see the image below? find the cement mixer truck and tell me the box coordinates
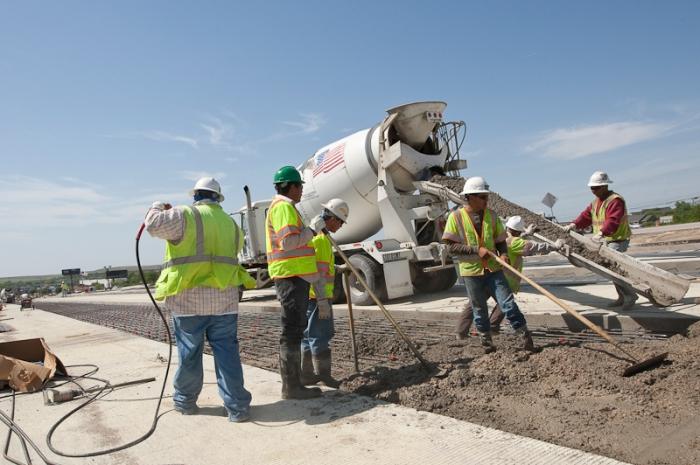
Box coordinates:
[235,101,467,305]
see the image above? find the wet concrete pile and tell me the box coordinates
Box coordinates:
[338,322,700,465]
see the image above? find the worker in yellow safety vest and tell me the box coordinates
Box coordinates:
[455,216,566,338]
[442,176,535,353]
[266,165,328,399]
[300,198,350,389]
[146,177,255,422]
[564,171,637,309]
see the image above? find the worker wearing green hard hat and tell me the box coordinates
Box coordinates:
[273,165,304,185]
[266,164,328,400]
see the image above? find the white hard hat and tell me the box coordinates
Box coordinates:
[321,198,350,222]
[505,215,525,232]
[587,171,612,187]
[461,176,490,195]
[190,177,224,201]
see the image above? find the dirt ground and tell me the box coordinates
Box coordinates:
[335,322,700,465]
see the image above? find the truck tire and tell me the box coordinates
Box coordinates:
[347,254,386,305]
[411,263,458,294]
[332,272,345,304]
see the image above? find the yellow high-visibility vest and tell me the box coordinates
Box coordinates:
[265,197,319,279]
[591,193,631,242]
[443,208,504,276]
[309,233,334,299]
[155,203,255,301]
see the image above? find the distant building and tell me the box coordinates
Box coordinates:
[659,215,673,225]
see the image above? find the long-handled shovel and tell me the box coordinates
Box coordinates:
[342,270,360,373]
[324,233,430,370]
[486,250,667,377]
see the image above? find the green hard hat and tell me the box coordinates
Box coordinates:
[273,165,304,184]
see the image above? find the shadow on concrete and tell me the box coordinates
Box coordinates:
[249,390,378,426]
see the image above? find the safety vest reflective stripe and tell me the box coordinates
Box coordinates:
[309,234,334,299]
[270,225,303,242]
[265,197,319,279]
[162,206,240,268]
[316,261,332,278]
[155,203,251,300]
[591,193,631,242]
[453,208,501,276]
[266,247,316,261]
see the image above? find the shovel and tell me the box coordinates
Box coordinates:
[486,250,667,376]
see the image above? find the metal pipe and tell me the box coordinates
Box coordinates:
[243,186,260,260]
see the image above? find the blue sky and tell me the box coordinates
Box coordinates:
[1,1,699,277]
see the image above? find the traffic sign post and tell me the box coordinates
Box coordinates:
[61,268,81,292]
[541,192,558,221]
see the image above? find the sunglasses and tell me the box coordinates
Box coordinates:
[590,185,605,191]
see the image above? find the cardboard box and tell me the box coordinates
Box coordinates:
[0,338,67,392]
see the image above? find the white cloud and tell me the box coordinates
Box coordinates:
[0,176,189,231]
[281,113,325,135]
[525,121,672,159]
[138,131,199,149]
[178,171,228,182]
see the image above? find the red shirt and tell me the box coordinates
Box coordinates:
[573,192,626,236]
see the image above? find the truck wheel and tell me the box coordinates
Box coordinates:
[411,264,457,294]
[332,272,345,304]
[347,254,386,305]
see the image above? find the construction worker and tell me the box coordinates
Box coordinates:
[266,165,327,399]
[456,216,566,337]
[146,177,255,422]
[564,171,637,309]
[442,176,534,353]
[300,198,350,389]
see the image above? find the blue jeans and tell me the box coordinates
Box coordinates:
[172,314,251,419]
[463,270,527,333]
[301,300,335,354]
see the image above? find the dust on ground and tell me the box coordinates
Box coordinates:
[334,321,700,465]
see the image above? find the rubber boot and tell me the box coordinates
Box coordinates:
[515,326,535,352]
[456,303,473,340]
[312,350,340,388]
[300,349,320,385]
[279,345,322,400]
[621,292,638,311]
[607,285,626,307]
[479,332,496,354]
[489,304,504,333]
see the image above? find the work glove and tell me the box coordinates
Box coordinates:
[522,224,536,237]
[562,223,577,232]
[309,214,327,234]
[591,231,605,243]
[151,201,172,210]
[317,298,332,319]
[446,242,476,256]
[335,264,348,273]
[552,239,566,250]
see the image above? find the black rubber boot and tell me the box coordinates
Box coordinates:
[280,345,322,400]
[479,332,496,354]
[515,327,536,352]
[312,350,340,388]
[300,349,320,385]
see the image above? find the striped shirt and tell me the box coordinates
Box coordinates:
[145,199,240,316]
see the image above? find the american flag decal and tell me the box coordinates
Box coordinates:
[312,143,346,177]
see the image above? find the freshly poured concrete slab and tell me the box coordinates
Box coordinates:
[0,305,629,465]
